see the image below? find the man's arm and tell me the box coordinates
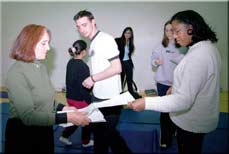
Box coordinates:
[82,58,122,89]
[92,58,121,81]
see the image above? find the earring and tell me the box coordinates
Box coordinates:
[187,29,193,35]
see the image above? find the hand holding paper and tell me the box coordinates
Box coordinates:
[58,104,106,127]
[68,110,90,126]
[59,92,135,127]
[79,104,106,123]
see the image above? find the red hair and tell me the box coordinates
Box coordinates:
[10,24,50,62]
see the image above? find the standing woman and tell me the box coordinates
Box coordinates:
[4,24,90,153]
[115,27,137,97]
[59,40,94,147]
[128,10,221,154]
[151,21,184,149]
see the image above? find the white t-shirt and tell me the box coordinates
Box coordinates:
[89,31,121,99]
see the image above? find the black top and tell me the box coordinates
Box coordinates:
[66,59,91,104]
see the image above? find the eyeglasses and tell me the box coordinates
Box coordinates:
[172,24,190,35]
[173,28,187,35]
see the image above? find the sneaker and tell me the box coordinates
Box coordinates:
[160,144,167,150]
[82,140,94,148]
[59,136,72,146]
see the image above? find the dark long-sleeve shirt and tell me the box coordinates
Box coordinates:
[66,59,91,104]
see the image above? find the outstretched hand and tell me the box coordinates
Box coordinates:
[127,98,145,112]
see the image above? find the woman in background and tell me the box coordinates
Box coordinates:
[115,27,140,98]
[59,40,93,147]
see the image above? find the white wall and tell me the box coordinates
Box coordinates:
[0,2,2,87]
[1,1,228,91]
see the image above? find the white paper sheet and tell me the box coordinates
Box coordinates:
[93,91,135,108]
[79,104,106,123]
[59,91,135,127]
[58,104,106,127]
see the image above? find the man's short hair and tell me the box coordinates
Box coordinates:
[73,10,94,21]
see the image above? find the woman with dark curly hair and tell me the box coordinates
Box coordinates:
[129,10,221,154]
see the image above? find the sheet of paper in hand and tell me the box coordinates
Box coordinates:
[79,103,106,123]
[58,104,106,127]
[93,91,135,108]
[58,91,135,127]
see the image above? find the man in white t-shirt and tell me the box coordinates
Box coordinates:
[89,31,122,99]
[73,10,132,154]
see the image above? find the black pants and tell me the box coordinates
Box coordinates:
[91,96,132,154]
[121,60,134,93]
[157,82,176,146]
[62,124,92,144]
[4,118,54,154]
[176,125,205,154]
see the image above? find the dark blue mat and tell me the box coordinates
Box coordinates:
[0,103,10,114]
[1,103,229,154]
[217,112,229,129]
[203,128,229,153]
[120,109,229,129]
[118,122,160,153]
[119,109,160,124]
[0,91,8,98]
